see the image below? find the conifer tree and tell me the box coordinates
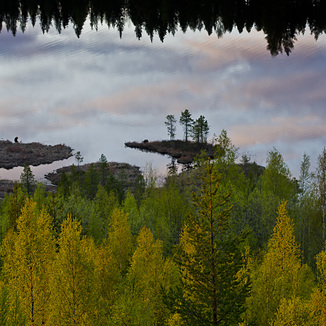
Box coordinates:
[179,109,193,142]
[99,153,110,186]
[20,163,36,197]
[57,170,71,199]
[165,114,177,140]
[113,227,179,325]
[272,296,311,326]
[245,201,314,325]
[314,147,326,249]
[94,241,122,320]
[107,208,133,275]
[48,217,100,325]
[123,191,144,235]
[309,242,326,324]
[1,199,55,325]
[0,182,25,237]
[175,160,249,325]
[84,163,100,199]
[192,115,209,143]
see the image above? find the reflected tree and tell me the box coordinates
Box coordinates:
[0,0,325,56]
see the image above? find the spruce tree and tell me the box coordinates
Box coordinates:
[19,163,36,197]
[175,160,249,325]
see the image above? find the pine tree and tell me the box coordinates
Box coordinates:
[165,115,177,140]
[175,160,249,325]
[179,109,193,142]
[192,115,209,143]
[1,199,55,325]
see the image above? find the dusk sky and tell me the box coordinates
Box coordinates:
[0,19,325,180]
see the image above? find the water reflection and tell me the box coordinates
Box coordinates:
[0,157,75,182]
[0,15,325,180]
[1,0,326,55]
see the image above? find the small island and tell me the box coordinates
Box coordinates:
[45,161,141,187]
[125,140,216,164]
[0,140,73,169]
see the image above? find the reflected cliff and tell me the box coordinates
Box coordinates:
[1,0,326,56]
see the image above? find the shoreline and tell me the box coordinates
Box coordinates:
[0,140,73,169]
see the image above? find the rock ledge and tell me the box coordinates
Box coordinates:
[0,140,73,169]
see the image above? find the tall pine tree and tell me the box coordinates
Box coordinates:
[175,160,249,325]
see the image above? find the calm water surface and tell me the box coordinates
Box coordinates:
[0,19,325,180]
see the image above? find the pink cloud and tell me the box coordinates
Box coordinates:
[230,115,326,147]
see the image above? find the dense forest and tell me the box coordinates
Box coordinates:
[0,130,326,325]
[1,0,326,55]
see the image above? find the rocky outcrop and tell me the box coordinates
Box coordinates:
[125,140,216,164]
[0,140,73,169]
[45,161,142,188]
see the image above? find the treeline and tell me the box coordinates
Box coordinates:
[1,0,326,55]
[0,130,326,324]
[165,109,209,143]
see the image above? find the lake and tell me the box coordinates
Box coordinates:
[0,1,325,181]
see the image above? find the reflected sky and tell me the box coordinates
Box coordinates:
[0,19,325,180]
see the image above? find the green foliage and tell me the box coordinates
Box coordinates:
[191,115,209,143]
[107,208,133,276]
[48,217,100,325]
[113,227,179,325]
[271,296,312,326]
[1,199,56,324]
[139,181,188,255]
[19,163,36,197]
[246,188,280,249]
[123,191,144,235]
[261,147,294,200]
[74,150,84,167]
[313,147,326,249]
[0,182,25,239]
[84,163,100,199]
[175,160,249,325]
[0,130,326,325]
[179,109,193,142]
[214,129,239,165]
[57,170,70,199]
[165,114,177,140]
[245,201,314,325]
[213,129,247,192]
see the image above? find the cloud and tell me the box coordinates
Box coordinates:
[230,114,326,147]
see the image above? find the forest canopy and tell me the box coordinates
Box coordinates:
[0,132,326,325]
